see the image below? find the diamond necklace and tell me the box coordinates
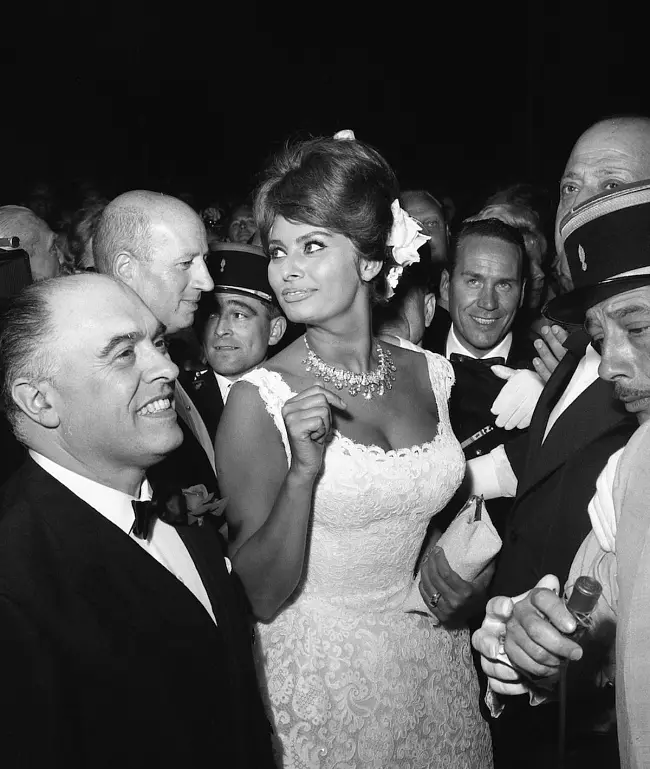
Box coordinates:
[302,337,397,399]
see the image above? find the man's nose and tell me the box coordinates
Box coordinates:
[598,335,632,383]
[214,316,233,336]
[477,286,497,310]
[193,258,214,291]
[147,345,179,383]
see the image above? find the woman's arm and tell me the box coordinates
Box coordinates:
[216,381,346,620]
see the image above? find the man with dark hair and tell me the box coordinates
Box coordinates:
[401,189,449,265]
[468,116,649,769]
[184,242,286,442]
[425,219,538,487]
[475,180,650,769]
[0,274,274,768]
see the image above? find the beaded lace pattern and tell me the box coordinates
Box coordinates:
[239,350,492,769]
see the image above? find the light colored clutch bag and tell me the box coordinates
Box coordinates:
[403,495,502,623]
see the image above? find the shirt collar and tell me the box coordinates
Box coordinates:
[29,450,151,535]
[214,371,237,403]
[446,325,513,361]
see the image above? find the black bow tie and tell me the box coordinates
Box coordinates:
[131,498,163,540]
[131,486,227,540]
[449,353,506,367]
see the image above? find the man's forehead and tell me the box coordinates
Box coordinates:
[566,124,650,171]
[407,198,442,219]
[53,283,154,336]
[212,291,265,313]
[587,287,650,321]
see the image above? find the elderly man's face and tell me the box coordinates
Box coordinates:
[48,281,183,474]
[228,205,257,244]
[130,211,213,334]
[587,286,650,424]
[403,195,448,263]
[554,122,650,293]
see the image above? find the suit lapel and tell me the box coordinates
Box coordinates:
[189,373,224,445]
[519,376,629,498]
[522,330,588,480]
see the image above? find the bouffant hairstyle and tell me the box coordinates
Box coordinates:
[254,136,400,303]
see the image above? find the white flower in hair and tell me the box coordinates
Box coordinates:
[385,199,429,298]
[333,129,356,141]
[386,265,404,293]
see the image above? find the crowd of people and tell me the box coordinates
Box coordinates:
[1,114,650,768]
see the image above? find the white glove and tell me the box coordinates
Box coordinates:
[472,574,560,696]
[490,366,544,430]
[587,448,624,553]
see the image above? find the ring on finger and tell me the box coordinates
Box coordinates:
[428,591,442,609]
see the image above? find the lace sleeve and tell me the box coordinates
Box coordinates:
[237,368,294,466]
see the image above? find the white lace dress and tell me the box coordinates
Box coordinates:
[240,350,492,769]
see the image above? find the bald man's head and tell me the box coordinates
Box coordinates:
[93,191,213,333]
[554,116,650,293]
[0,205,60,281]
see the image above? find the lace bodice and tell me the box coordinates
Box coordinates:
[241,350,465,613]
[241,349,491,768]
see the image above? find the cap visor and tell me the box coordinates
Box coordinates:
[545,275,650,325]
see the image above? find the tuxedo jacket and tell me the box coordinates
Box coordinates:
[491,330,637,597]
[0,459,275,769]
[178,368,225,446]
[423,316,536,459]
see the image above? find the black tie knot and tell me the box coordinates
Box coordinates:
[449,353,506,367]
[131,485,227,540]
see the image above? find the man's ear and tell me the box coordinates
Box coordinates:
[423,292,437,328]
[440,269,450,305]
[114,251,137,286]
[11,379,60,428]
[268,315,288,347]
[358,257,383,283]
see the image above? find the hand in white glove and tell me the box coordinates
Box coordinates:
[471,574,560,696]
[587,448,624,553]
[490,366,544,430]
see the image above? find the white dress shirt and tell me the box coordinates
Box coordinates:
[543,343,601,441]
[215,371,236,404]
[445,326,513,361]
[29,450,217,625]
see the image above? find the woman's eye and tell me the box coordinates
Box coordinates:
[269,248,285,260]
[305,240,325,254]
[154,338,168,351]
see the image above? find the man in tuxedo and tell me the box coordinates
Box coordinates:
[93,191,218,496]
[474,117,650,596]
[474,179,650,769]
[469,117,650,768]
[182,242,286,443]
[426,218,538,476]
[0,274,274,768]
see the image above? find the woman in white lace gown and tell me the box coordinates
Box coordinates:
[216,135,493,768]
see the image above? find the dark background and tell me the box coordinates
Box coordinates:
[1,1,644,221]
